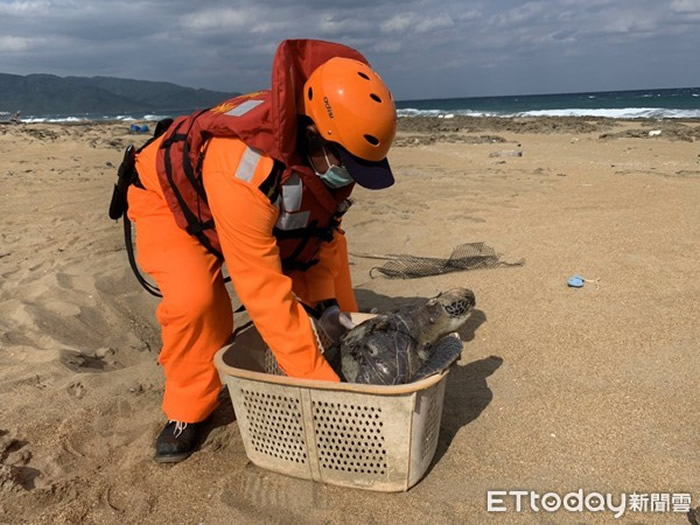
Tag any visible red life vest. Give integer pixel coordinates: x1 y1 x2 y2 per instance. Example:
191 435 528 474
154 39 367 270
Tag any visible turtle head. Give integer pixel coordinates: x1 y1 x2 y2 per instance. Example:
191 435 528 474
421 287 476 342
435 287 475 319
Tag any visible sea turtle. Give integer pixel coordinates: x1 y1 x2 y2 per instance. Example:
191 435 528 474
325 287 476 385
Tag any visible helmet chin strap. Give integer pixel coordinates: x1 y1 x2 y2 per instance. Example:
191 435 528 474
304 130 333 173
320 144 334 171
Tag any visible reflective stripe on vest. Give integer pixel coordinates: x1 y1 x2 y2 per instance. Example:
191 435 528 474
235 146 263 182
224 99 264 117
277 210 311 230
281 172 302 211
276 172 310 230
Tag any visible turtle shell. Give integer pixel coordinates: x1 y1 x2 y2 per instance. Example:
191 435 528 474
334 313 425 385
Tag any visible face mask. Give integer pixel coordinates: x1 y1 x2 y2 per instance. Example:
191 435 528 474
311 146 354 189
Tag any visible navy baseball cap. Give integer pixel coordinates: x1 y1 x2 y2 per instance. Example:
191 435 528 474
336 145 395 190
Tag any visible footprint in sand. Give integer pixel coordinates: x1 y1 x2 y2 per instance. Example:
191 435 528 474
0 431 40 493
222 467 330 515
59 348 122 373
57 398 154 465
67 381 86 399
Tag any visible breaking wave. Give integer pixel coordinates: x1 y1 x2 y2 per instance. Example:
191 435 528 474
397 107 700 119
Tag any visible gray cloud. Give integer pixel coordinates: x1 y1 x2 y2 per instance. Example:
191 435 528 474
1 0 699 100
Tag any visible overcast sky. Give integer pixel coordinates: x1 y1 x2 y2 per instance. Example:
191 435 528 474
1 0 699 100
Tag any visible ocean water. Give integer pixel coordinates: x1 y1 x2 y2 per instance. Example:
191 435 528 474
396 87 700 119
14 112 178 124
8 87 700 123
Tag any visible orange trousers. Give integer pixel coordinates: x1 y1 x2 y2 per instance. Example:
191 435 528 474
126 184 356 423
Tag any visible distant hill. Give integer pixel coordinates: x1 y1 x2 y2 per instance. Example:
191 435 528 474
0 73 240 115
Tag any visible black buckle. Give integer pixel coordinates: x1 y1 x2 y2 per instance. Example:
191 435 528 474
185 219 215 235
108 145 136 220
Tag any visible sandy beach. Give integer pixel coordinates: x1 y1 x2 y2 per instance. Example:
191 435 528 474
1 116 698 524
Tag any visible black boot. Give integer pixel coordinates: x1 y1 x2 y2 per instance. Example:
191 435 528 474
154 420 201 463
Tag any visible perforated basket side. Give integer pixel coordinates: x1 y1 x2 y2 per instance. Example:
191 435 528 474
224 376 312 479
312 400 388 477
408 376 448 487
421 386 444 460
306 389 416 491
263 348 285 376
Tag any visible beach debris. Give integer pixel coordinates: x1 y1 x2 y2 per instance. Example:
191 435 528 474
489 150 522 158
567 276 584 288
324 288 475 385
353 242 524 280
397 115 610 135
601 126 700 142
394 133 507 147
567 275 600 289
129 124 149 133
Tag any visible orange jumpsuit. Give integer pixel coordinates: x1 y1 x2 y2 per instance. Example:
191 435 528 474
127 135 358 423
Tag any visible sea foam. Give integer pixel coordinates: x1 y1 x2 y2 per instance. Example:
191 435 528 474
398 107 700 119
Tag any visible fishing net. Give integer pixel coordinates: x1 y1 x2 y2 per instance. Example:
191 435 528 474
353 242 524 280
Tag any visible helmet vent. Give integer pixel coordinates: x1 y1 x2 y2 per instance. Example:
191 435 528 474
369 93 382 103
364 134 380 146
358 72 370 80
307 87 313 101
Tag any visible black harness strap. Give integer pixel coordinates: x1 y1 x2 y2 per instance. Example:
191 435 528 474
161 115 224 260
282 258 320 272
258 160 284 204
273 224 337 241
123 213 161 297
182 140 208 202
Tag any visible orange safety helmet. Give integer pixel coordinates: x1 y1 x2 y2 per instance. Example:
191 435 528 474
302 57 397 163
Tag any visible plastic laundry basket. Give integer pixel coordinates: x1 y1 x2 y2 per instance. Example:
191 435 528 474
213 314 461 492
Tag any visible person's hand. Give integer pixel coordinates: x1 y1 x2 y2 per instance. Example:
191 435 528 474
317 305 355 346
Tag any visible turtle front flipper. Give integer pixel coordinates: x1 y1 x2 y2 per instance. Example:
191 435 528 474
409 333 464 382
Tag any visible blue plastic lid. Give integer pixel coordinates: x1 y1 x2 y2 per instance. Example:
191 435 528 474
567 275 585 288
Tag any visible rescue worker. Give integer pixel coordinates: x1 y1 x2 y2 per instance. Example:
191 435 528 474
125 39 397 463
